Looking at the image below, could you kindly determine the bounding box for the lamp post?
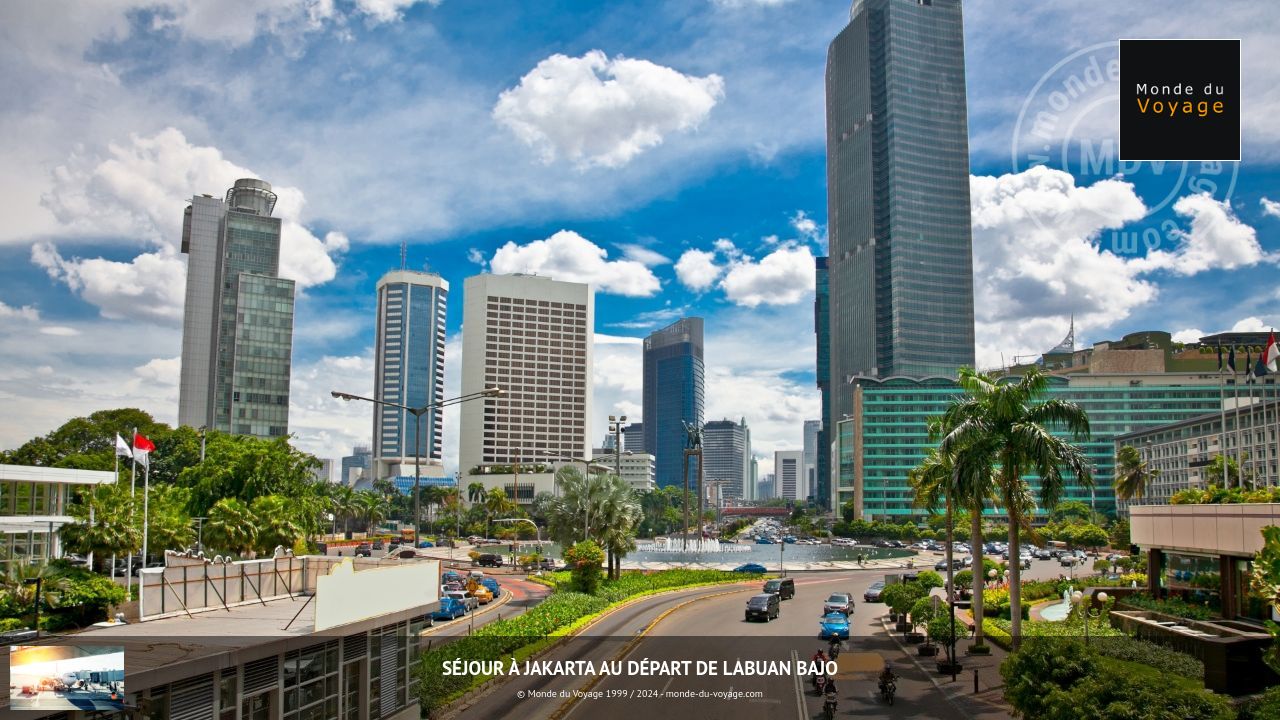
[607,415,627,479]
[332,386,502,549]
[1071,590,1108,645]
[987,568,997,588]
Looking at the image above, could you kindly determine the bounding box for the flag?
[1246,347,1254,382]
[115,434,133,458]
[1265,330,1280,373]
[1218,342,1225,374]
[1228,345,1237,375]
[133,433,156,468]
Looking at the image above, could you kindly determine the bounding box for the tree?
[1000,640,1100,719]
[1050,499,1093,523]
[355,491,389,532]
[329,484,357,535]
[143,485,195,554]
[1205,452,1254,488]
[1108,518,1130,549]
[1113,445,1158,502]
[595,475,641,579]
[59,483,140,571]
[250,495,304,554]
[1068,523,1109,552]
[563,540,605,594]
[204,498,258,557]
[467,482,487,506]
[1250,525,1280,675]
[938,368,1093,648]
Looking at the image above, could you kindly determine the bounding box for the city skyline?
[2,2,1280,480]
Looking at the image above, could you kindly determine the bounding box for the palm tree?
[330,485,357,536]
[908,445,964,658]
[938,368,1093,648]
[355,491,389,532]
[1114,445,1158,502]
[595,475,641,579]
[546,466,592,546]
[60,483,140,571]
[250,494,304,555]
[204,498,258,557]
[467,481,487,506]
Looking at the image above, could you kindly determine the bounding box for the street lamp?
[1071,590,1108,645]
[332,386,502,548]
[607,415,627,479]
[987,568,997,588]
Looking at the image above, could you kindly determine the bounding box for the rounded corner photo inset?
[8,645,125,712]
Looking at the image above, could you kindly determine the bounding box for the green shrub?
[1001,639,1100,718]
[1118,592,1215,621]
[928,612,960,645]
[0,617,25,632]
[1089,637,1204,680]
[1238,685,1280,720]
[910,596,936,630]
[1051,670,1234,720]
[914,570,944,590]
[562,541,605,594]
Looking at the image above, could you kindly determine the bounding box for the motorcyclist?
[811,649,828,690]
[878,664,898,693]
[828,635,842,658]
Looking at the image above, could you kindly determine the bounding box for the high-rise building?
[592,452,657,493]
[643,318,705,489]
[703,418,751,501]
[372,270,448,478]
[341,445,372,487]
[622,422,645,453]
[178,178,295,438]
[748,456,759,502]
[758,473,775,501]
[774,450,803,501]
[458,274,593,474]
[824,0,976,445]
[803,419,821,502]
[814,257,832,509]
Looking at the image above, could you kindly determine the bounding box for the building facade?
[458,274,593,475]
[803,420,821,503]
[643,318,705,490]
[341,445,373,487]
[774,451,803,502]
[622,422,645,454]
[0,464,115,570]
[592,452,657,493]
[814,256,832,509]
[179,178,295,439]
[823,0,976,466]
[702,418,751,501]
[748,457,759,502]
[839,374,1228,521]
[372,270,449,478]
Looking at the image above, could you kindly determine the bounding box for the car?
[863,581,886,602]
[418,541,434,548]
[441,582,463,593]
[132,561,165,576]
[1060,555,1080,567]
[1035,548,1052,560]
[1018,556,1032,569]
[432,597,467,621]
[538,558,558,571]
[355,543,373,557]
[874,539,893,548]
[744,593,780,622]
[733,563,768,574]
[62,553,90,567]
[480,577,501,595]
[372,540,384,551]
[935,558,964,571]
[819,612,851,639]
[470,585,494,604]
[442,570,465,583]
[763,577,795,600]
[475,554,504,568]
[444,590,479,611]
[823,592,854,616]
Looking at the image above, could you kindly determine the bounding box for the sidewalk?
[880,605,1014,720]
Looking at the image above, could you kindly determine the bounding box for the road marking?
[790,649,805,720]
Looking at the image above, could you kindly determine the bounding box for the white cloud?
[607,304,691,330]
[0,302,39,322]
[493,50,725,169]
[466,248,487,267]
[35,128,347,322]
[40,326,80,337]
[1231,317,1269,333]
[790,210,822,246]
[489,230,660,297]
[618,243,670,267]
[1134,195,1263,276]
[353,0,439,25]
[720,244,816,307]
[1263,198,1280,219]
[134,356,180,384]
[1171,328,1204,344]
[674,249,723,292]
[288,351,376,461]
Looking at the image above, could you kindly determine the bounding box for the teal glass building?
[643,318,705,489]
[837,376,1226,521]
[815,257,832,508]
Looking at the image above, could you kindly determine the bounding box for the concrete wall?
[1130,503,1280,556]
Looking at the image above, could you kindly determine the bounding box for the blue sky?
[1,0,1279,476]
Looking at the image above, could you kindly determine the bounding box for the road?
[438,555,1092,720]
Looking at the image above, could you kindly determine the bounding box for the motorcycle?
[878,675,896,706]
[828,638,841,659]
[822,689,838,720]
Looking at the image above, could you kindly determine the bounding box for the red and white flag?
[1265,330,1280,374]
[133,433,156,468]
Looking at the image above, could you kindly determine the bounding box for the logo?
[1011,41,1238,257]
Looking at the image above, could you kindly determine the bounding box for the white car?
[445,590,479,611]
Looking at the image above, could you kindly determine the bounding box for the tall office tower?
[803,420,822,502]
[775,450,803,501]
[178,178,295,438]
[341,444,372,486]
[622,422,645,453]
[748,456,759,502]
[759,473,775,501]
[372,270,448,476]
[703,418,751,500]
[458,274,593,474]
[824,0,976,433]
[643,318,705,489]
[814,256,832,509]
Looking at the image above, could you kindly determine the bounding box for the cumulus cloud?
[1134,195,1263,276]
[36,128,347,321]
[466,248,487,267]
[674,249,723,292]
[489,230,660,296]
[720,244,816,307]
[353,0,440,24]
[134,356,180,384]
[1171,328,1204,343]
[618,243,670,267]
[790,210,822,246]
[1173,318,1273,346]
[0,302,39,322]
[493,50,725,169]
[1263,198,1280,219]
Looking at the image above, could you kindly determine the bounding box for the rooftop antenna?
[399,239,407,271]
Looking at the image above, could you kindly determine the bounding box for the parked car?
[823,592,854,616]
[470,584,494,604]
[744,593,780,622]
[763,577,795,600]
[863,581,886,603]
[355,543,372,557]
[733,563,769,574]
[475,554,504,568]
[444,590,478,611]
[819,612,851,639]
[63,553,89,567]
[418,540,434,548]
[432,597,467,621]
[935,558,964,571]
[1035,548,1053,560]
[1060,555,1080,567]
[480,577,501,596]
[538,558,558,571]
[131,561,165,576]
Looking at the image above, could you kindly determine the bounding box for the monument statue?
[682,420,703,449]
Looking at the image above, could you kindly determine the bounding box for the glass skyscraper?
[179,179,295,439]
[373,270,449,466]
[815,256,831,508]
[703,418,751,501]
[824,0,976,434]
[643,318,705,489]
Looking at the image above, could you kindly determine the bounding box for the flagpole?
[1233,349,1242,490]
[127,427,137,596]
[142,460,150,577]
[1218,344,1227,491]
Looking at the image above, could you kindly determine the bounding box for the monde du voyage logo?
[1120,39,1240,162]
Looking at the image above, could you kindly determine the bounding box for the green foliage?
[562,540,605,594]
[1238,685,1280,720]
[915,570,944,590]
[1109,519,1131,549]
[1250,525,1280,675]
[1088,637,1204,680]
[205,498,258,557]
[1001,639,1100,718]
[909,596,936,631]
[250,495,305,554]
[881,581,925,616]
[1045,669,1233,720]
[927,611,959,645]
[1173,483,1280,505]
[990,616,1123,641]
[0,617,24,632]
[1118,592,1215,621]
[982,588,1030,620]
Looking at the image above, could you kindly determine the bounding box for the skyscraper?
[458,274,593,474]
[340,444,372,486]
[372,270,449,478]
[178,178,295,439]
[815,256,832,508]
[703,418,751,501]
[643,318,705,489]
[803,419,822,502]
[622,422,645,453]
[824,0,976,424]
[774,450,803,501]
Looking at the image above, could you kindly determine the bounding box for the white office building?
[458,274,593,477]
[0,464,115,569]
[592,452,657,492]
[774,450,803,501]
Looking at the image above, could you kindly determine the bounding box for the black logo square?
[1119,39,1240,161]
